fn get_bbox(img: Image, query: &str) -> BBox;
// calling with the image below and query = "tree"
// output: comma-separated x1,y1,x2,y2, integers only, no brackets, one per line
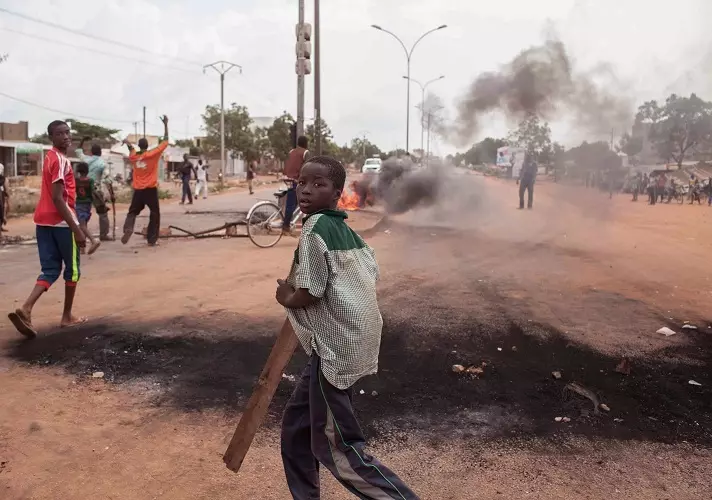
566,141,621,172
464,137,507,165
174,139,194,148
246,127,270,162
267,112,294,162
508,114,552,164
552,142,565,180
30,119,120,145
0,54,7,63
202,103,254,158
350,137,382,164
646,93,712,168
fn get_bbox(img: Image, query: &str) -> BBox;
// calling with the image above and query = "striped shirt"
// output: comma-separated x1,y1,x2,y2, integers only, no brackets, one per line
285,210,383,389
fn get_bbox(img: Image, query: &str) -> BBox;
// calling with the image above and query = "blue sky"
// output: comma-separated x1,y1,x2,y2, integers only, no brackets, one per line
0,0,710,154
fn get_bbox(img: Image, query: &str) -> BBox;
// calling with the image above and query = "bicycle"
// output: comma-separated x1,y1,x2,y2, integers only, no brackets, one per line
246,179,302,248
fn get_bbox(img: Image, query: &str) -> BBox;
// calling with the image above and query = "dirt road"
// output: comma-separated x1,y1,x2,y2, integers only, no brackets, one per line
1,175,710,499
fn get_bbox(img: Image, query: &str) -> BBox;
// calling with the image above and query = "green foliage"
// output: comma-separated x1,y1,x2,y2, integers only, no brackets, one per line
30,119,120,145
267,112,295,161
174,139,194,148
202,103,254,158
642,93,712,167
464,137,507,165
508,115,552,163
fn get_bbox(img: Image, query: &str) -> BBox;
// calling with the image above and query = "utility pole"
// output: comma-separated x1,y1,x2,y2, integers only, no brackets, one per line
403,75,444,156
314,0,322,155
132,121,138,141
204,61,243,180
142,106,146,138
297,0,306,138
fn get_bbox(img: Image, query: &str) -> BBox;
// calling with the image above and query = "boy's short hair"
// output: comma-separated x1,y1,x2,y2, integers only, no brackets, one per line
47,120,67,136
76,162,89,176
306,155,346,191
297,135,308,149
91,144,102,156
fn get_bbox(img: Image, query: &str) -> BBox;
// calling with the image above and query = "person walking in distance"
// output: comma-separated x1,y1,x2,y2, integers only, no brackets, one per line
7,120,87,338
517,153,537,209
246,159,256,195
179,154,194,205
282,135,309,235
121,115,169,246
194,160,208,199
75,137,112,240
276,155,419,500
0,162,8,232
74,162,101,255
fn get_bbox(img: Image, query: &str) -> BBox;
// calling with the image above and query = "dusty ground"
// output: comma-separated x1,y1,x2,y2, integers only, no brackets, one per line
1,174,711,499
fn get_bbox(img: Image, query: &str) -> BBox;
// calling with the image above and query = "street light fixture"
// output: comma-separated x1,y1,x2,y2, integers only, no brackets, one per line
371,24,447,153
403,75,445,155
204,60,243,180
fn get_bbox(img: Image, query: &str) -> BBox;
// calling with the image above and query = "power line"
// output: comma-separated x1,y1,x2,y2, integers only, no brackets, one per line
0,90,137,125
0,26,198,74
0,6,202,67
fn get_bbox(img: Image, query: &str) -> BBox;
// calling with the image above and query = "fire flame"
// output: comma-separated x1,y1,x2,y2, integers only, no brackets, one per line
338,187,361,211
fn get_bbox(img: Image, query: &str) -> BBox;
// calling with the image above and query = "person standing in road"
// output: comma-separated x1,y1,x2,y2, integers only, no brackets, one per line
7,120,87,339
517,153,537,210
194,160,209,200
282,135,309,234
179,154,194,205
0,162,8,232
75,138,112,240
246,160,256,195
121,115,169,246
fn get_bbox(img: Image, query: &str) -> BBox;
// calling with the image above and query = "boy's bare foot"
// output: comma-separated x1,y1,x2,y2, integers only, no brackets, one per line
87,240,101,255
60,315,88,328
8,308,37,339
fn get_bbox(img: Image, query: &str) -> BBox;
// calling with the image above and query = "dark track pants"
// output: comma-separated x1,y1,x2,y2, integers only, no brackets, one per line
123,187,160,245
281,355,419,500
519,179,534,209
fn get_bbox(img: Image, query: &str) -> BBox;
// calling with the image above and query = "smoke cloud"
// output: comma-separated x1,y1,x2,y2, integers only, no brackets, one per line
451,37,633,145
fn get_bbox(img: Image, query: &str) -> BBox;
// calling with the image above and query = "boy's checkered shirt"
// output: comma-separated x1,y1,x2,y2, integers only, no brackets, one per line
285,209,383,390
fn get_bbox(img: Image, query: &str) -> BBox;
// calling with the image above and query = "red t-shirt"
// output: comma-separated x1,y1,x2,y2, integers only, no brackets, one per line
34,148,77,227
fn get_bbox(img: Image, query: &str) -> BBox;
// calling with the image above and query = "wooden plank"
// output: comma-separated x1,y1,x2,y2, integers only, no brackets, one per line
223,318,299,473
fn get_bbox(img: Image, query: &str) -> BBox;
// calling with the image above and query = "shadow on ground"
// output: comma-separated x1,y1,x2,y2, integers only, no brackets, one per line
5,297,711,447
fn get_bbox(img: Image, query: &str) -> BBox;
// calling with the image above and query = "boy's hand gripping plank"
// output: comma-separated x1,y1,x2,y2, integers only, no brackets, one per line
223,318,299,473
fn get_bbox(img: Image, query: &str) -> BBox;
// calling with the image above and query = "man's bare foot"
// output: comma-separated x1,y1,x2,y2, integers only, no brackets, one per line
121,231,132,245
60,315,88,328
87,240,101,255
8,308,37,338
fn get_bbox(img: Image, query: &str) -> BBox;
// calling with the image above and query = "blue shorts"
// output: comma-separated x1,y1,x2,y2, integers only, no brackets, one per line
76,202,92,223
36,225,80,289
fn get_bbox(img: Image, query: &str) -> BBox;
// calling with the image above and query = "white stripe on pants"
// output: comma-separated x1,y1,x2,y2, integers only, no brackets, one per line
195,180,208,199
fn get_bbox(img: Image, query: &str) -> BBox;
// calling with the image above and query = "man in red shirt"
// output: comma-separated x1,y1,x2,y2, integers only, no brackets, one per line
8,120,87,338
282,135,309,234
121,115,169,246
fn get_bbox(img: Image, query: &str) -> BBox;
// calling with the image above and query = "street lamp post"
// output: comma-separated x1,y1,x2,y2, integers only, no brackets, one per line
371,24,447,153
204,61,243,180
402,75,445,156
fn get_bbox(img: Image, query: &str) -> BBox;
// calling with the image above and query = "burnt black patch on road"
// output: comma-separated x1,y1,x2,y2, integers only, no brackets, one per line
5,302,711,447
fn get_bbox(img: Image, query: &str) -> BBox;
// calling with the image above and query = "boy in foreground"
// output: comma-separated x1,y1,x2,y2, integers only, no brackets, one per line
8,120,87,338
74,162,101,255
276,156,418,499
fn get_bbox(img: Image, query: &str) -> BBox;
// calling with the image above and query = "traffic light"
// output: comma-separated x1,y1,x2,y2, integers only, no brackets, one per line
295,22,312,75
290,122,297,149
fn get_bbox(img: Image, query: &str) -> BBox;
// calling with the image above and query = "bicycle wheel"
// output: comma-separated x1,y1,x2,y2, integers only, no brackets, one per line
247,201,284,248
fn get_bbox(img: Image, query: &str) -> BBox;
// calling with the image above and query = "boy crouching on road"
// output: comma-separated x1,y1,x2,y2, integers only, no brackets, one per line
276,155,419,500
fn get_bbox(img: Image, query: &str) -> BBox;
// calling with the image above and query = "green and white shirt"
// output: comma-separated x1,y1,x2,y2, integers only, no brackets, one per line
285,209,383,390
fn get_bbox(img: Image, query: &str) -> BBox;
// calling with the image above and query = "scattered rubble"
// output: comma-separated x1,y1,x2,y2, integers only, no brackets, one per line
599,403,611,412
615,357,631,375
552,371,562,380
688,380,702,387
91,371,105,379
281,373,296,382
563,382,600,414
371,391,378,397
657,327,677,337
682,324,698,330
452,364,465,373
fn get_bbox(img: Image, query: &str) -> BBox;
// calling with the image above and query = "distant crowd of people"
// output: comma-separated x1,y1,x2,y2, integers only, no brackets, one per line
628,172,712,205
